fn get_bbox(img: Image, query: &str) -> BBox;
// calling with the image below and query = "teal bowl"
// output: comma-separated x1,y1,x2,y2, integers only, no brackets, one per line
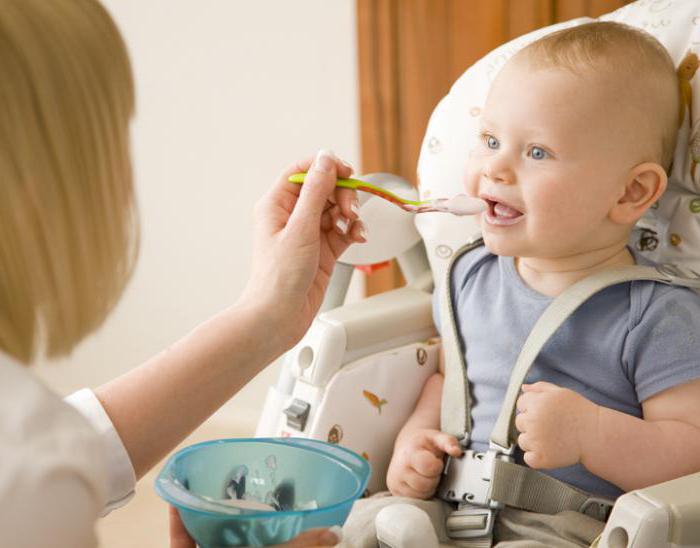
155,437,370,547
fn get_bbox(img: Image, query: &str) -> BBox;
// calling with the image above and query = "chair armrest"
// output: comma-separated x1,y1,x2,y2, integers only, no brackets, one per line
298,285,436,387
598,471,700,547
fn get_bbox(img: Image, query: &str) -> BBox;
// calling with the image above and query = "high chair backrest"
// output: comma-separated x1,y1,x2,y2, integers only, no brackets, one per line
414,0,700,285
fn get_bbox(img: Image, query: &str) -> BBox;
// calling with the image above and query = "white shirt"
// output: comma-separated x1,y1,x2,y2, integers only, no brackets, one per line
0,359,136,547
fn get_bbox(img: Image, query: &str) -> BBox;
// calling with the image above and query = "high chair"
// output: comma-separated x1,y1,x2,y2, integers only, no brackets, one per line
257,1,700,546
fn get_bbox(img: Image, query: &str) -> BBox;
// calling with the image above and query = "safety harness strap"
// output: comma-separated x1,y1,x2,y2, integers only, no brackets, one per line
440,238,485,439
491,460,612,520
490,263,700,449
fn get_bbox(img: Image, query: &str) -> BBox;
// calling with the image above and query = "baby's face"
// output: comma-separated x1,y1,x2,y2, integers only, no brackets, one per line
464,58,640,259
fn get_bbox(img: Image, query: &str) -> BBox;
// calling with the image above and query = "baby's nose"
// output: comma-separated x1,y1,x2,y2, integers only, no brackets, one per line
482,163,515,185
481,149,516,184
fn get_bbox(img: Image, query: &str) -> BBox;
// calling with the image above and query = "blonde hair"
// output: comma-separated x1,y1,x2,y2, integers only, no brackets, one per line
517,21,679,171
0,0,139,363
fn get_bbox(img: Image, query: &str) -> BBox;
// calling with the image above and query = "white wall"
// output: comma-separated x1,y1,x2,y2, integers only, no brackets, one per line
36,0,360,431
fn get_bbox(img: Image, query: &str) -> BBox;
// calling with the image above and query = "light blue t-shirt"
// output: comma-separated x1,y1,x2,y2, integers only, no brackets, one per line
433,245,700,499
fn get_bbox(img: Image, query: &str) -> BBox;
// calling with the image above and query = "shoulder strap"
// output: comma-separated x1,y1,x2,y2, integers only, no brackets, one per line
490,263,700,449
440,237,484,439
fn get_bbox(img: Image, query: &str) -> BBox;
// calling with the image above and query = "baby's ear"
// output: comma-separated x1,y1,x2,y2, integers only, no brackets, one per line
609,163,667,225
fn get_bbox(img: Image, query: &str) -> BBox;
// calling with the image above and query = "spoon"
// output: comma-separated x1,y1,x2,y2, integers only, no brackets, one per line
288,173,486,216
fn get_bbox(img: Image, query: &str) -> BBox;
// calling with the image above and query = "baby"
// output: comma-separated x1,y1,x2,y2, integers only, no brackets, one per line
343,21,700,548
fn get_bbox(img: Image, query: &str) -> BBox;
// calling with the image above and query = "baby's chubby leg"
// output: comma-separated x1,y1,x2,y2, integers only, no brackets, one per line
375,503,440,548
340,492,454,548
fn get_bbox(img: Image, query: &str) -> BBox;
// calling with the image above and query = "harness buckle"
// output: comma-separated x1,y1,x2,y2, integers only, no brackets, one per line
438,441,515,507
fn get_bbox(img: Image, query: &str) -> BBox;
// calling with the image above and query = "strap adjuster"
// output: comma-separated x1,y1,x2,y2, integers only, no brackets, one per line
655,264,700,288
578,497,614,522
445,505,496,539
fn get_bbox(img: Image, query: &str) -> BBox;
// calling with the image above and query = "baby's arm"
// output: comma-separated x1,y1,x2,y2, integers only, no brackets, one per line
581,378,700,491
386,352,462,498
515,379,700,492
399,349,445,437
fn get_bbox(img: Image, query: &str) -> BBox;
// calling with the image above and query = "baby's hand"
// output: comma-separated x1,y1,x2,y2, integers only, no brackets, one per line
515,381,599,469
386,429,462,499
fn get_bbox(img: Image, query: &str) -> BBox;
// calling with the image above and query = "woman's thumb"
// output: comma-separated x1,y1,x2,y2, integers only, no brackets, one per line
287,149,337,236
169,506,196,548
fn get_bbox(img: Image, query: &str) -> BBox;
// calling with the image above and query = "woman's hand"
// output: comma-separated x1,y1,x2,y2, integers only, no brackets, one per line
240,150,366,349
94,151,366,482
169,506,196,548
169,506,342,547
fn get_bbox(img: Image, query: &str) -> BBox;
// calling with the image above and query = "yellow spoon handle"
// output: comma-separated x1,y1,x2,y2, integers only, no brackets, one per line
288,173,429,206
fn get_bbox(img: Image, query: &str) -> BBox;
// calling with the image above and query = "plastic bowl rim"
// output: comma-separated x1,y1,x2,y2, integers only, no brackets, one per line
155,437,371,519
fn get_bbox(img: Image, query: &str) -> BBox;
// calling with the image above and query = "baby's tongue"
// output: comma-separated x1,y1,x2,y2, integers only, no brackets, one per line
494,202,521,218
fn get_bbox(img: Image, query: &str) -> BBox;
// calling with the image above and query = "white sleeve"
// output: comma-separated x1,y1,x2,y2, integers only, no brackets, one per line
65,388,136,515
1,362,108,547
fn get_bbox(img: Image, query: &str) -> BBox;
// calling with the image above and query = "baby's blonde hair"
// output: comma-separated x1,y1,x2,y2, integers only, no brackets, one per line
0,0,139,363
517,21,679,171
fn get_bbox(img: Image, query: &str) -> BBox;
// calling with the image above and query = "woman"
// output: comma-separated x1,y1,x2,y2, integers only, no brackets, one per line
0,0,365,546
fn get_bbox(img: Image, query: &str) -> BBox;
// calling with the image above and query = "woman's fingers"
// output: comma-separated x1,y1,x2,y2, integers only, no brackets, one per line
283,150,355,229
336,157,354,179
169,506,195,548
335,187,359,222
170,504,342,548
264,151,358,242
347,219,367,243
273,526,343,547
328,204,350,236
324,219,366,261
320,205,336,232
327,206,366,242
269,155,315,205
287,150,339,239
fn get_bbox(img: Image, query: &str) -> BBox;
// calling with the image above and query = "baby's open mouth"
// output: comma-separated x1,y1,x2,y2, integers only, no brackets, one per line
484,199,524,226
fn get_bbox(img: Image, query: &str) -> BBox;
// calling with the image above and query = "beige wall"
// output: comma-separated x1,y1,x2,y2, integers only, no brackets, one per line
36,0,360,432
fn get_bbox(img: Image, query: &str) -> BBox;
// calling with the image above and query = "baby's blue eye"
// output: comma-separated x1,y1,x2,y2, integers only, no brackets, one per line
486,135,499,149
530,146,548,160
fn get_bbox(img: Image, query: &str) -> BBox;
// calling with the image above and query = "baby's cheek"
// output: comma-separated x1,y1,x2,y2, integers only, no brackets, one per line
533,188,577,225
462,163,481,195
